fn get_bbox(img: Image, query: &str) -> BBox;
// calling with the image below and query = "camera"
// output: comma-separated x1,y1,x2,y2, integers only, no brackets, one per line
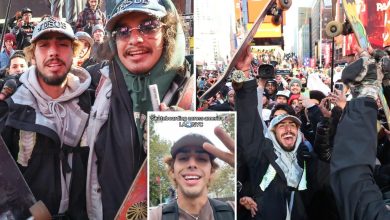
334,83,343,91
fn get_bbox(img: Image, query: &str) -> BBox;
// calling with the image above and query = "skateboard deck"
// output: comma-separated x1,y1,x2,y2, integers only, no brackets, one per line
199,0,291,101
342,0,370,50
342,0,390,126
115,160,147,220
0,136,51,220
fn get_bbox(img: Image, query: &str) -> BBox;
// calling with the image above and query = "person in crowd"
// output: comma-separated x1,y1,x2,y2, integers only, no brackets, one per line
330,45,390,220
264,79,277,101
0,33,16,69
274,90,290,105
4,51,28,77
84,0,194,219
90,24,105,61
234,46,323,219
74,31,96,68
11,7,37,50
76,0,106,35
288,77,303,95
149,130,235,219
0,16,91,219
208,89,235,111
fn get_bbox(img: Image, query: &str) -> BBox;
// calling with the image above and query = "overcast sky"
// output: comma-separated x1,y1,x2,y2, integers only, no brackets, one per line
284,0,316,53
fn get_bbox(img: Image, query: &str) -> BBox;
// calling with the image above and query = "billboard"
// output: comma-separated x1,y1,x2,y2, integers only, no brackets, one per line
344,0,390,55
246,0,285,39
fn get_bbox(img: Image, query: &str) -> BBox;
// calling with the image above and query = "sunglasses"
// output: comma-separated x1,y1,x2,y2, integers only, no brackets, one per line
112,20,164,39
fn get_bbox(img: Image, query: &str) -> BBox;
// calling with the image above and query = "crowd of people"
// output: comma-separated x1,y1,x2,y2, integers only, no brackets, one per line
213,41,390,220
1,0,194,219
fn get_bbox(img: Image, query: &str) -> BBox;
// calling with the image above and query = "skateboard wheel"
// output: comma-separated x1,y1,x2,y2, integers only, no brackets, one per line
126,201,147,220
272,15,282,25
29,201,51,220
278,0,292,10
325,20,342,38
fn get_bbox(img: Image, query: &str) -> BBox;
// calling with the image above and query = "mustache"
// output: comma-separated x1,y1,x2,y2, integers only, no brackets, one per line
44,58,65,66
281,132,296,138
123,46,163,56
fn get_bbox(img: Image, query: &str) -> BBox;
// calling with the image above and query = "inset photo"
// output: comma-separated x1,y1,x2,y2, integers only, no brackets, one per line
148,111,236,220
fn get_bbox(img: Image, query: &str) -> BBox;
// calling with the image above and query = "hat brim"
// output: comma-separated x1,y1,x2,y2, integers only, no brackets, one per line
106,9,166,32
77,36,94,47
31,29,75,43
278,115,301,127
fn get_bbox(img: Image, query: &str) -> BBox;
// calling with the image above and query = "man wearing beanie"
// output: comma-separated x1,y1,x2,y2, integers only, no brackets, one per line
288,77,303,95
85,0,194,219
0,33,16,69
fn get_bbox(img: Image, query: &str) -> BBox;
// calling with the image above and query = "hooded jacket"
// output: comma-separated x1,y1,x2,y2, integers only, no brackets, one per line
0,65,91,219
85,1,192,219
237,79,323,220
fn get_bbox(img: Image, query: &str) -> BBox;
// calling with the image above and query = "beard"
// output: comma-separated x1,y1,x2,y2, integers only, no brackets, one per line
37,67,70,86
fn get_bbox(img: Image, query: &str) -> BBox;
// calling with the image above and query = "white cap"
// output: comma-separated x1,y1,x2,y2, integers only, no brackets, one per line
31,16,75,43
276,90,291,99
75,31,94,46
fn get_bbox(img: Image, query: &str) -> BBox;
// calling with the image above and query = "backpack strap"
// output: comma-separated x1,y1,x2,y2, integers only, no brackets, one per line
209,198,235,220
162,200,179,220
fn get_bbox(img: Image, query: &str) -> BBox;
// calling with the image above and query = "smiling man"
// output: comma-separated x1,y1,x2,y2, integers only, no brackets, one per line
85,0,193,219
0,16,91,219
149,133,234,220
234,48,322,219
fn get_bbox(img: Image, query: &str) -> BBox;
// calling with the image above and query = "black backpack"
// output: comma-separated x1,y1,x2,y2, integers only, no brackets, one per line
161,198,234,220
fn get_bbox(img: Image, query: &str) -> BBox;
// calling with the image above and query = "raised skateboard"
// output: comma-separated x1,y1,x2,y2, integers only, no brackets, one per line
0,136,51,220
199,0,292,101
327,0,390,125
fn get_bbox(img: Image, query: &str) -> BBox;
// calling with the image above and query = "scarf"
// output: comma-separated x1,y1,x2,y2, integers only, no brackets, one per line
267,127,304,188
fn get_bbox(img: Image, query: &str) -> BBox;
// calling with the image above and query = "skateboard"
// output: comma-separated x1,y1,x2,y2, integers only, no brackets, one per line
325,0,369,50
199,0,292,101
0,136,51,220
115,160,147,220
327,0,390,125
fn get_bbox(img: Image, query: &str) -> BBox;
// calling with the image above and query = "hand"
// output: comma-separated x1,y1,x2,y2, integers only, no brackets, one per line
159,103,184,111
235,45,253,78
318,97,332,118
329,89,347,109
297,143,311,168
299,95,315,109
239,196,258,217
203,126,235,167
354,44,374,59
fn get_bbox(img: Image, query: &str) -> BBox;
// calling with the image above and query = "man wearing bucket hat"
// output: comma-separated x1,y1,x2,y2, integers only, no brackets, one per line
85,0,193,219
0,16,91,219
74,31,96,67
149,129,235,220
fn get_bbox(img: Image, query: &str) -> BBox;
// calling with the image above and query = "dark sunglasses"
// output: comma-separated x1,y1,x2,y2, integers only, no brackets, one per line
112,20,164,39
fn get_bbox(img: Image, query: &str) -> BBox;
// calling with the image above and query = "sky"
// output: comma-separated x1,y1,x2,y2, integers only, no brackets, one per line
149,111,236,153
285,0,316,53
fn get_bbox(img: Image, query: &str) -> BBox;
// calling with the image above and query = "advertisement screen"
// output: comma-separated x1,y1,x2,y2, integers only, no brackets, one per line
344,0,390,55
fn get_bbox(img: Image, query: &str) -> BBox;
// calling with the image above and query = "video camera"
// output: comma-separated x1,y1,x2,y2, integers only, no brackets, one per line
257,64,275,79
